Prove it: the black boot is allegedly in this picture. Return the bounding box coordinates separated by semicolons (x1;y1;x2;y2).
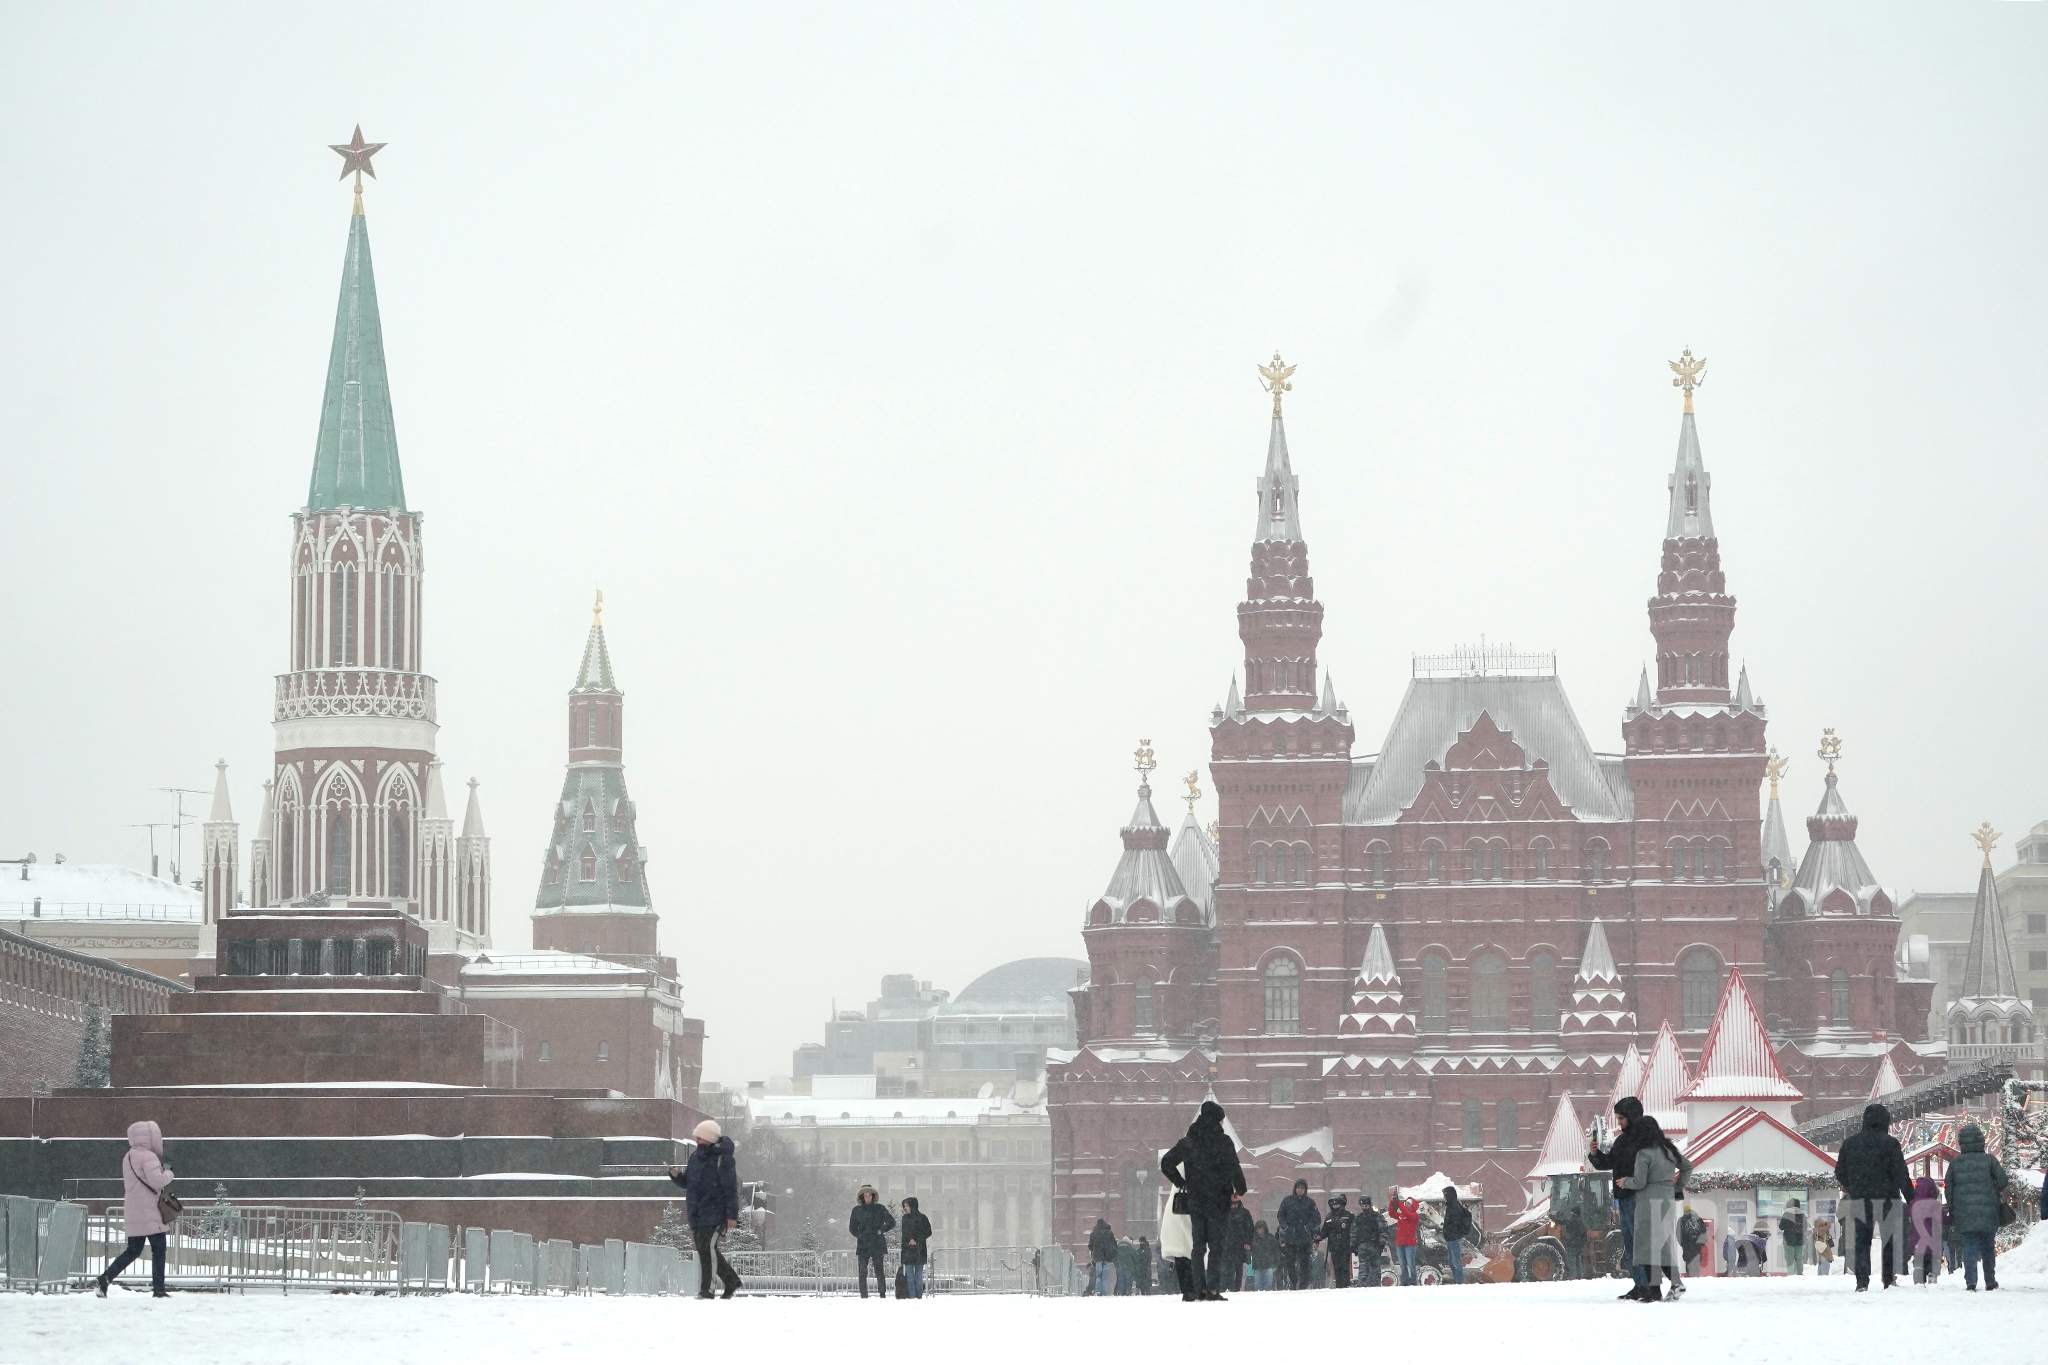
94;1276;109;1298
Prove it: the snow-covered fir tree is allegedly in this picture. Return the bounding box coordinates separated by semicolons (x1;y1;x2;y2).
71;1005;110;1088
791;1216;823;1278
651;1202;692;1252
193;1183;237;1238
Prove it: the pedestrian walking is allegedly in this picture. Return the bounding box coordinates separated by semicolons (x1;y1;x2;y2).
898;1197;932;1299
1778;1199;1807;1276
1353;1196;1385;1286
1812;1216;1834;1276
1086;1218;1116;1296
1278;1178;1321;1289
849;1184;896;1300
1137;1236;1155;1295
1440;1186;1476;1286
1835;1103;1914;1291
1588;1095;1654;1299
1223;1192;1255;1291
1613;1113;1691;1302
1250;1220;1280;1291
95;1120;175;1299
1316;1195;1355;1289
1677;1205;1706;1278
1386;1188;1422;1286
1906;1177;1943;1284
1159;1098;1249;1301
666;1119;743;1300
1945;1123;2009;1292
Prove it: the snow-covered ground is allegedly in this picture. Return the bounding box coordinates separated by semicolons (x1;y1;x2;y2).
6;1268;2047;1365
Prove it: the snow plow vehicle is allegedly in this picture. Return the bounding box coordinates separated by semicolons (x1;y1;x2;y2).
1489;1172;1620;1283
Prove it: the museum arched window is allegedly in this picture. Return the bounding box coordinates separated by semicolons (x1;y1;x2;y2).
1263;957;1301;1034
326;804;352;895
1134;978;1155;1034
1420;953;1449;1031
1470;951;1508;1030
1529;950;1559;1031
386;805;410;898
1830;969;1850;1026
1680;949;1721;1031
1424;843;1443;883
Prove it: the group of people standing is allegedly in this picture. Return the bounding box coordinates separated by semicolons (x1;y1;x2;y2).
1102;1100;1482;1302
1583;1095;2022;1302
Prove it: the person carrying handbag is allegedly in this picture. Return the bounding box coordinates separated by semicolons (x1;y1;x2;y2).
96;1120;177;1299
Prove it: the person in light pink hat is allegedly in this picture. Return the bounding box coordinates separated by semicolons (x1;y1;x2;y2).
669;1119;743;1298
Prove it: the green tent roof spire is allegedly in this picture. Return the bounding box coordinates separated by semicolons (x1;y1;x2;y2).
306;208;406;511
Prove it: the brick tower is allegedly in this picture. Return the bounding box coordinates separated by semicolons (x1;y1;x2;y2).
1618;350;1769;1037
248;152;488;958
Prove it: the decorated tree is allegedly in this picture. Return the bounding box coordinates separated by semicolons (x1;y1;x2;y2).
790;1215;824;1278
193;1183;238;1238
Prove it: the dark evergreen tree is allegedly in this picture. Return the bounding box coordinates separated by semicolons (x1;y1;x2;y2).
71;1004;110;1088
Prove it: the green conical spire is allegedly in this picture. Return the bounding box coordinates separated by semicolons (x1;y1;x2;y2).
306;210;406;511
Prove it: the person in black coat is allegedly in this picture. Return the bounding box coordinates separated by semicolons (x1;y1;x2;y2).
1276;1178;1321;1290
666;1118;743;1299
1160;1099;1248;1301
1316;1195;1356;1288
1222;1193;1255;1291
1352;1197;1385;1286
1558;1204;1588;1281
1587;1096;1654;1299
898;1197;933;1299
1087;1218;1116;1296
1834;1103;1914;1290
849;1185;897;1300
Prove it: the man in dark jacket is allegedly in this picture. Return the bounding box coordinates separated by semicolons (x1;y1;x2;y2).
1587;1096;1653;1298
1835;1103;1914;1290
1316;1194;1356;1288
1160;1099;1248;1301
849;1185;896;1300
1677;1206;1707;1277
898;1197;933;1299
1276;1178;1321;1290
1353;1197;1384;1286
1778;1198;1807;1276
1223;1193;1255;1291
1441;1187;1476;1285
667;1118;743;1299
1945;1123;2009;1291
1086;1218;1116;1296
1558;1204;1588;1281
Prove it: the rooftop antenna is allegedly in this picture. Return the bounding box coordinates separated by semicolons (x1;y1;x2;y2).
156;786;207;886
128;822;173;880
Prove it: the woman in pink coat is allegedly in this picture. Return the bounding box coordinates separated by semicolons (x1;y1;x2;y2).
95;1120;174;1297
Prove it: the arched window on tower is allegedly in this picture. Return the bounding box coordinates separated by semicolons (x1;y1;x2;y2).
1466;840;1485;882
1420;953;1449;1032
326;805;352;895
1488;841;1507;882
579;845;597;881
278;806;297;900
1423;842;1443;883
1368;842;1390;886
1469;951;1508;1030
581;800;596;833
1830;969;1851;1026
1680;949;1722;1031
1253;845;1268;885
1668;844;1685;883
1585;839;1608;883
387;804;411;898
1134;978;1155;1034
1529;950;1560;1031
1530;837;1553;881
330;562;357;666
1263;957;1301;1034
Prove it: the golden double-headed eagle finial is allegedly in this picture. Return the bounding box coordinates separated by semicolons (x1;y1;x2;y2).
1134;738;1156;781
1972;821;2001;866
1669;347;1706;414
1258;352;1296;418
1817;728;1842;773
1763;748;1789;800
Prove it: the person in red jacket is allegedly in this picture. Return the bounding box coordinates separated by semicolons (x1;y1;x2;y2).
1386;1188;1422;1286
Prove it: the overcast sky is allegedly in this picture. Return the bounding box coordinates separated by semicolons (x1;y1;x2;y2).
4;3;2043;1084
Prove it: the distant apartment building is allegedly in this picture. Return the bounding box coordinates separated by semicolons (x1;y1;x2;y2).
791;959;1083;1098
745;1073;1053;1247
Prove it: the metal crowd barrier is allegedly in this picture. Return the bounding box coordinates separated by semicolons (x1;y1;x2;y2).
0;1197;1075;1299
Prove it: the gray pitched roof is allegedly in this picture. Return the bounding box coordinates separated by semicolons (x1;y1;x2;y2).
1168;812;1220;918
1665;409;1713;539
1092;784;1205;927
1781;773;1888;917
1343;674;1633;824
1762;788;1795;887
575;617;617;692
1959;861;2020;1000
1254;414;1303;543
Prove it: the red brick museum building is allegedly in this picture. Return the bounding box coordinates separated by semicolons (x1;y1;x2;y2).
1047;355;1937;1248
